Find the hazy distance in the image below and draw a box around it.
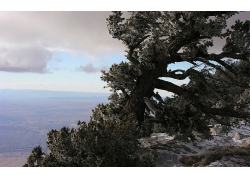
[0,89,109,166]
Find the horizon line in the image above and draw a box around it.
[0,88,111,94]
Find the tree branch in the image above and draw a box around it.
[197,56,249,89]
[126,35,150,65]
[155,79,250,119]
[201,53,238,75]
[206,113,231,126]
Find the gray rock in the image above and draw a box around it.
[233,132,249,140]
[141,140,151,148]
[238,138,250,146]
[155,150,182,167]
[210,126,223,136]
[140,121,250,167]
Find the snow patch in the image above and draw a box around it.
[139,121,250,167]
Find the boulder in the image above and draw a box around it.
[240,138,250,145]
[140,140,151,148]
[233,132,249,140]
[155,151,182,167]
[210,126,223,136]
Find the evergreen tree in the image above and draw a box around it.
[104,11,250,139]
[25,11,250,166]
[24,115,156,167]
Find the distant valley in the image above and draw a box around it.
[0,89,110,166]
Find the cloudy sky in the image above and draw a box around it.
[0,11,128,93]
[0,10,249,94]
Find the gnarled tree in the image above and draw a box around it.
[25,11,250,167]
[103,11,250,139]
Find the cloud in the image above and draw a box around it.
[0,11,126,73]
[1,11,249,74]
[12,83,55,86]
[77,63,109,74]
[0,12,125,54]
[0,43,52,73]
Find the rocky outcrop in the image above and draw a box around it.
[210,125,223,136]
[139,121,250,167]
[207,155,250,167]
[233,132,250,140]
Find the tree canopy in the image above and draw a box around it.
[24,11,250,167]
[103,11,250,139]
[24,115,156,167]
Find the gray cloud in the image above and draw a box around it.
[0,11,126,73]
[77,63,109,74]
[0,11,249,73]
[0,12,125,53]
[0,43,52,73]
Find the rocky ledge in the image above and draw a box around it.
[139,121,250,167]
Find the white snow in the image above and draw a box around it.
[140,121,250,167]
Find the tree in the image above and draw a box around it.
[25,11,250,166]
[24,115,156,167]
[104,11,250,139]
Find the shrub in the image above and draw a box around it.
[24,114,156,167]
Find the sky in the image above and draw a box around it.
[0,11,129,93]
[0,9,249,95]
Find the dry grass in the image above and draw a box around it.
[179,145,250,167]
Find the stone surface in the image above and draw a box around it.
[210,126,223,136]
[155,150,182,167]
[140,121,250,167]
[233,132,249,140]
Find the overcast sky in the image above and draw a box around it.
[0,11,249,94]
[0,11,128,93]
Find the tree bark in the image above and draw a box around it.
[123,71,158,123]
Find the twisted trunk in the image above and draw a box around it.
[123,70,158,123]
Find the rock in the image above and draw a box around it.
[241,138,250,145]
[140,121,250,167]
[141,140,151,148]
[158,138,171,144]
[233,132,249,140]
[223,136,232,141]
[210,126,223,136]
[208,160,224,167]
[192,142,198,146]
[179,144,197,153]
[246,139,250,145]
[155,150,182,167]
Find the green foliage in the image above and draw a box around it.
[23,146,45,167]
[101,62,139,94]
[24,114,156,167]
[105,11,250,140]
[25,11,250,166]
[161,96,213,141]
